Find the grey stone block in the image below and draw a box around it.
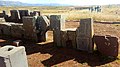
[19,10,29,22]
[0,46,28,67]
[0,22,11,36]
[76,37,93,53]
[11,23,23,38]
[36,16,50,31]
[76,18,94,53]
[53,29,61,46]
[19,10,29,18]
[10,10,19,22]
[0,18,5,22]
[23,16,38,42]
[50,15,65,46]
[77,18,94,38]
[50,15,65,30]
[60,29,67,47]
[35,16,50,42]
[67,28,77,48]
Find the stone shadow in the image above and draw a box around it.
[0,36,118,67]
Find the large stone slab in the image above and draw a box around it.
[0,18,5,22]
[76,18,94,38]
[11,23,23,38]
[0,13,4,18]
[10,10,19,23]
[50,15,65,30]
[19,10,29,22]
[76,18,94,52]
[66,28,77,48]
[0,22,11,36]
[36,16,50,31]
[76,37,93,52]
[0,46,28,67]
[50,15,65,46]
[60,29,67,47]
[30,11,40,16]
[0,11,6,18]
[23,16,38,42]
[35,16,50,42]
[94,35,119,57]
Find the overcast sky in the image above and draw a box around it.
[2,0,120,5]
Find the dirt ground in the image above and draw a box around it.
[0,21,120,67]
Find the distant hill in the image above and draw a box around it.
[0,1,71,6]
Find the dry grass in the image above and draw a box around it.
[0,6,120,21]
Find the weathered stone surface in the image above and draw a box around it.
[94,35,119,57]
[11,23,23,38]
[67,28,77,48]
[0,13,5,18]
[60,29,67,47]
[0,11,6,18]
[36,16,50,31]
[10,10,19,22]
[76,18,94,38]
[0,22,11,36]
[76,37,93,52]
[76,18,94,52]
[50,15,65,30]
[23,16,38,42]
[19,10,29,22]
[30,11,40,16]
[50,15,65,46]
[35,16,50,42]
[0,18,5,22]
[0,46,28,67]
[4,15,12,22]
[23,16,49,42]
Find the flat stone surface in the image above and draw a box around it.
[23,16,38,42]
[0,46,28,67]
[11,23,23,38]
[50,15,65,46]
[67,28,77,48]
[76,18,94,52]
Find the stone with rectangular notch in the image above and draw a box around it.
[0,46,28,67]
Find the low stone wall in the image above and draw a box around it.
[0,22,23,38]
[60,28,77,48]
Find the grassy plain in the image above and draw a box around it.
[0,6,120,21]
[0,6,120,67]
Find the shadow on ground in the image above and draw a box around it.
[0,36,117,67]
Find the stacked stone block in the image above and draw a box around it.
[60,28,77,48]
[50,15,65,46]
[60,29,67,47]
[66,28,77,48]
[76,18,94,53]
[0,23,11,36]
[35,16,49,42]
[22,16,38,42]
[19,10,29,22]
[10,10,19,23]
[11,23,23,38]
